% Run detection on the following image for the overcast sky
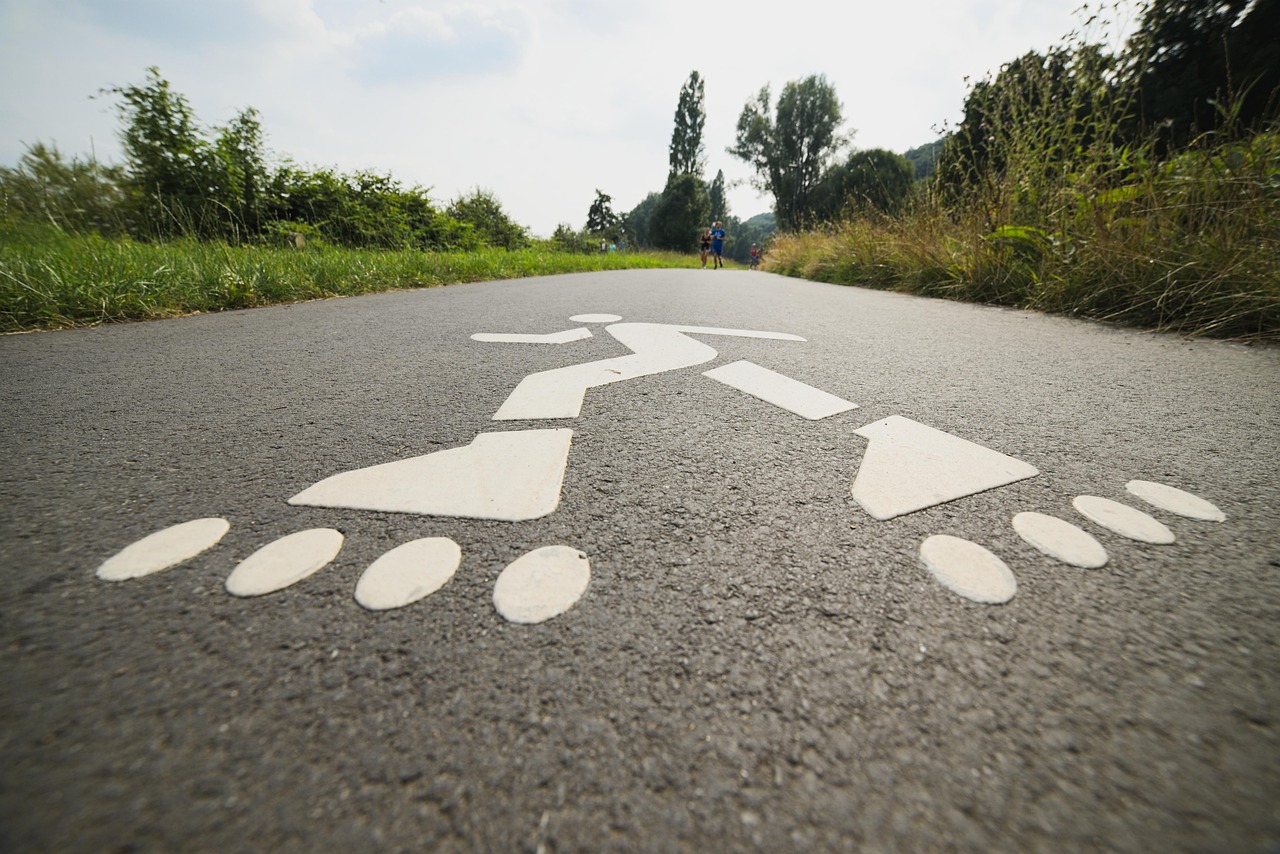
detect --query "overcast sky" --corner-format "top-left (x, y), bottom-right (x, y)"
top-left (0, 0), bottom-right (1141, 236)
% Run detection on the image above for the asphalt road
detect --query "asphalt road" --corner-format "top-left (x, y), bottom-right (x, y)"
top-left (2, 269), bottom-right (1278, 852)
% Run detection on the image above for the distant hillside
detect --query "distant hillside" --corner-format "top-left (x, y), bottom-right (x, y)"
top-left (903, 139), bottom-right (944, 182)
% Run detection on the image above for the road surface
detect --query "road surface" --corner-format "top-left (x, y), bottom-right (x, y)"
top-left (2, 269), bottom-right (1278, 851)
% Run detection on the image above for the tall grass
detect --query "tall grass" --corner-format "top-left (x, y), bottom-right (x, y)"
top-left (0, 222), bottom-right (700, 332)
top-left (766, 44), bottom-right (1280, 342)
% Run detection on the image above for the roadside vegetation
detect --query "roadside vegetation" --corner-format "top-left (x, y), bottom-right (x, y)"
top-left (745, 0), bottom-right (1279, 341)
top-left (4, 0), bottom-right (1275, 338)
top-left (0, 220), bottom-right (697, 331)
top-left (0, 69), bottom-right (695, 332)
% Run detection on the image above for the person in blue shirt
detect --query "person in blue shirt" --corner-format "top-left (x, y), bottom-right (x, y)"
top-left (710, 221), bottom-right (727, 268)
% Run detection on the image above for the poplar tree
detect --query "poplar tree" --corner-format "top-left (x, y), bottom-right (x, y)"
top-left (668, 71), bottom-right (706, 180)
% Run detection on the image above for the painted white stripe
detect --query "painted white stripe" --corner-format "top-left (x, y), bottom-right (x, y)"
top-left (355, 537), bottom-right (461, 611)
top-left (1012, 512), bottom-right (1108, 568)
top-left (920, 535), bottom-right (1017, 604)
top-left (97, 517), bottom-right (230, 581)
top-left (493, 545), bottom-right (591, 624)
top-left (1126, 480), bottom-right (1225, 522)
top-left (493, 322), bottom-right (805, 420)
top-left (569, 313), bottom-right (622, 323)
top-left (702, 360), bottom-right (858, 420)
top-left (1073, 496), bottom-right (1175, 544)
top-left (471, 328), bottom-right (592, 344)
top-left (225, 528), bottom-right (344, 597)
top-left (289, 428), bottom-right (573, 521)
top-left (852, 416), bottom-right (1039, 520)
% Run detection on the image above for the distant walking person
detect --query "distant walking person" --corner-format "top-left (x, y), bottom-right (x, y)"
top-left (749, 243), bottom-right (761, 270)
top-left (699, 228), bottom-right (713, 268)
top-left (710, 221), bottom-right (726, 268)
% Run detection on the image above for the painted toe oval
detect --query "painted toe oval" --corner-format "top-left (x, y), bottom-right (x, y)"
top-left (225, 528), bottom-right (343, 597)
top-left (355, 537), bottom-right (461, 611)
top-left (493, 545), bottom-right (590, 624)
top-left (920, 535), bottom-right (1017, 604)
top-left (97, 517), bottom-right (230, 581)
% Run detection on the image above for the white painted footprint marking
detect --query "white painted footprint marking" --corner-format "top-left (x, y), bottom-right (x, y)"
top-left (93, 310), bottom-right (1230, 624)
top-left (1012, 512), bottom-right (1108, 569)
top-left (225, 529), bottom-right (344, 597)
top-left (355, 537), bottom-right (461, 611)
top-left (919, 535), bottom-right (1017, 604)
top-left (97, 517), bottom-right (230, 581)
top-left (492, 545), bottom-right (591, 624)
top-left (1126, 480), bottom-right (1226, 522)
top-left (1073, 496), bottom-right (1175, 544)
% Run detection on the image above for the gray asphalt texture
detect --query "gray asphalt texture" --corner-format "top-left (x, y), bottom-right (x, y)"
top-left (2, 269), bottom-right (1278, 852)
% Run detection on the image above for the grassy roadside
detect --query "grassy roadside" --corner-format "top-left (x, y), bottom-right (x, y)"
top-left (0, 224), bottom-right (701, 332)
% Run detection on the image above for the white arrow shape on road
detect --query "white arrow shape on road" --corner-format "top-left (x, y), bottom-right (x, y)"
top-left (852, 416), bottom-right (1039, 520)
top-left (288, 428), bottom-right (573, 521)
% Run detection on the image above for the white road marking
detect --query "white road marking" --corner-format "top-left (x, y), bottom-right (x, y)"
top-left (851, 416), bottom-right (1039, 520)
top-left (288, 428), bottom-right (573, 521)
top-left (1073, 496), bottom-right (1175, 544)
top-left (1126, 480), bottom-right (1225, 522)
top-left (492, 322), bottom-right (804, 420)
top-left (471, 328), bottom-right (592, 344)
top-left (492, 545), bottom-right (591, 624)
top-left (354, 537), bottom-right (461, 611)
top-left (702, 360), bottom-right (858, 420)
top-left (1012, 511), bottom-right (1108, 568)
top-left (919, 535), bottom-right (1017, 604)
top-left (96, 517), bottom-right (230, 581)
top-left (224, 528), bottom-right (344, 597)
top-left (569, 313), bottom-right (623, 323)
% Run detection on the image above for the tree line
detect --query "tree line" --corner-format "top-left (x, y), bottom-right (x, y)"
top-left (579, 0), bottom-right (1276, 261)
top-left (576, 69), bottom-right (916, 262)
top-left (0, 68), bottom-right (530, 251)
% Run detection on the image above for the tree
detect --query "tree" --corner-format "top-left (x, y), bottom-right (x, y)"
top-left (668, 71), bottom-right (706, 180)
top-left (0, 142), bottom-right (130, 235)
top-left (586, 189), bottom-right (619, 238)
top-left (903, 139), bottom-right (945, 183)
top-left (101, 66), bottom-right (217, 235)
top-left (727, 75), bottom-right (849, 230)
top-left (709, 169), bottom-right (728, 222)
top-left (621, 191), bottom-right (662, 248)
top-left (647, 173), bottom-right (710, 251)
top-left (448, 188), bottom-right (529, 249)
top-left (808, 149), bottom-right (916, 221)
top-left (212, 107), bottom-right (267, 235)
top-left (1120, 0), bottom-right (1280, 149)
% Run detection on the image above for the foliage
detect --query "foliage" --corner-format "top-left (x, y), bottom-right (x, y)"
top-left (728, 74), bottom-right (850, 231)
top-left (621, 192), bottom-right (662, 248)
top-left (1120, 0), bottom-right (1280, 150)
top-left (263, 164), bottom-right (476, 251)
top-left (669, 71), bottom-right (707, 180)
top-left (3, 67), bottom-right (529, 254)
top-left (765, 4), bottom-right (1280, 341)
top-left (647, 173), bottom-right (710, 252)
top-left (903, 139), bottom-right (944, 182)
top-left (447, 188), bottom-right (529, 250)
top-left (709, 169), bottom-right (728, 222)
top-left (549, 223), bottom-right (601, 254)
top-left (808, 148), bottom-right (915, 221)
top-left (100, 66), bottom-right (216, 237)
top-left (0, 143), bottom-right (131, 236)
top-left (585, 189), bottom-right (620, 238)
top-left (0, 220), bottom-right (703, 331)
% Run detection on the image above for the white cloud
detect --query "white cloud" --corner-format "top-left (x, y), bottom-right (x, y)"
top-left (0, 0), bottom-right (1142, 236)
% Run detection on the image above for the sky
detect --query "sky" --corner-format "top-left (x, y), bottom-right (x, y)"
top-left (0, 0), bottom-right (1142, 237)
